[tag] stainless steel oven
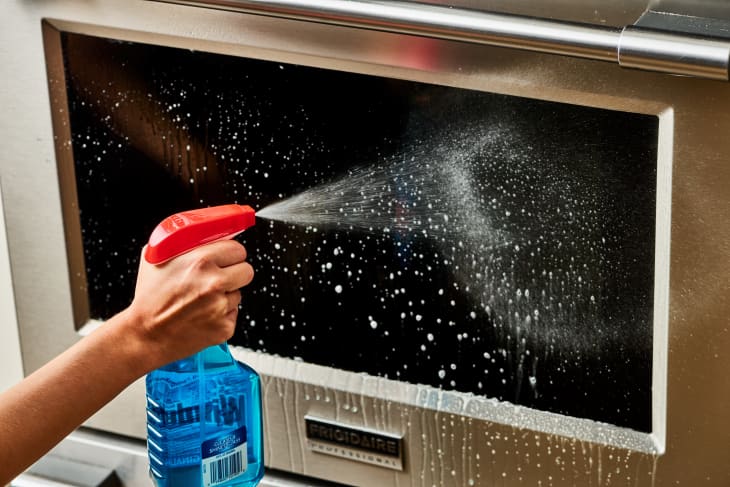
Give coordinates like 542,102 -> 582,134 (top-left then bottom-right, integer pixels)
2,0 -> 730,485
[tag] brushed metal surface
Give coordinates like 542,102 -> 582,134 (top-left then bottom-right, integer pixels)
151,0 -> 730,79
2,1 -> 730,486
619,25 -> 730,79
152,0 -> 621,61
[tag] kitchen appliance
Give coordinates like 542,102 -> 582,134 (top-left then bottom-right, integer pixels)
1,0 -> 729,485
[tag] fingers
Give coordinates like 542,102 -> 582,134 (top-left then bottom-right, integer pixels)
142,238 -> 253,293
202,240 -> 248,268
188,240 -> 253,292
219,261 -> 254,292
224,291 -> 242,324
217,291 -> 241,340
226,290 -> 242,313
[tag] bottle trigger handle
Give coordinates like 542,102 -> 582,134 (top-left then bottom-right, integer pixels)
144,204 -> 256,265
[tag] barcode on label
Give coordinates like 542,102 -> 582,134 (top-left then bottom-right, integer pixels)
201,426 -> 247,487
206,450 -> 244,486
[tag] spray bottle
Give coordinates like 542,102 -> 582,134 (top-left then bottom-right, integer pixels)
143,204 -> 264,487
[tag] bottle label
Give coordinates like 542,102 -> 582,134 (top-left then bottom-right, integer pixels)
201,426 -> 248,487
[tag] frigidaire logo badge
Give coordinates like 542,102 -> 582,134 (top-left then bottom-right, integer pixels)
304,416 -> 404,471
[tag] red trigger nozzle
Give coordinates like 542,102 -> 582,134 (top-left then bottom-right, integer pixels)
144,204 -> 256,265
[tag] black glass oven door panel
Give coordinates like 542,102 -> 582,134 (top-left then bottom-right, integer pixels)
61,32 -> 657,432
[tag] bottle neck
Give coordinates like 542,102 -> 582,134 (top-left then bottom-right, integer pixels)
159,343 -> 235,372
200,342 -> 235,367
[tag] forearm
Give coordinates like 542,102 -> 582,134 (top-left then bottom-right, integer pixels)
0,308 -> 152,484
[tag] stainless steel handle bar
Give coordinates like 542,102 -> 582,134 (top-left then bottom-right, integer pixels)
154,0 -> 730,80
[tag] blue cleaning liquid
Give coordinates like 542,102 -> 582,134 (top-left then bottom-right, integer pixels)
146,344 -> 264,487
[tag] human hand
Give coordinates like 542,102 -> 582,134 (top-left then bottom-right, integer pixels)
125,239 -> 254,370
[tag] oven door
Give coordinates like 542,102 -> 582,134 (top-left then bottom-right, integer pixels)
4,1 -> 730,487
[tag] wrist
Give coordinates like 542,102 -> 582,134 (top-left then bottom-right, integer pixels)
100,306 -> 160,379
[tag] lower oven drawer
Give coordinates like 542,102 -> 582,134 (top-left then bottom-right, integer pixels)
13,428 -> 345,487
